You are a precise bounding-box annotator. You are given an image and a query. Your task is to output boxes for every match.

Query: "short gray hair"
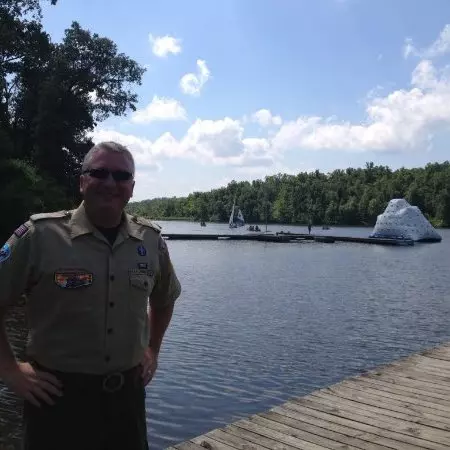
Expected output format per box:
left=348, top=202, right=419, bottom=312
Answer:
left=81, top=141, right=135, bottom=175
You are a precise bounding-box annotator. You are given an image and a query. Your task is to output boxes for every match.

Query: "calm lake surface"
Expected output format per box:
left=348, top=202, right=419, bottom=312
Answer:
left=1, top=222, right=450, bottom=449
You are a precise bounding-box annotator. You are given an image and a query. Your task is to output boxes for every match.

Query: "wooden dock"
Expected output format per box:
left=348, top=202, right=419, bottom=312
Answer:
left=162, top=233, right=415, bottom=246
left=167, top=342, right=450, bottom=450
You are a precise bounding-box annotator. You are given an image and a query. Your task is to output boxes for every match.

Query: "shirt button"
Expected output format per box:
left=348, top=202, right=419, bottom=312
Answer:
left=144, top=281, right=148, bottom=287
left=105, top=355, right=111, bottom=362
left=109, top=302, right=115, bottom=308
left=107, top=328, right=113, bottom=334
left=110, top=275, right=115, bottom=281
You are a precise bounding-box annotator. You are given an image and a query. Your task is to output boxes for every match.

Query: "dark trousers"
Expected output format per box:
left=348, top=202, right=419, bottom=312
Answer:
left=21, top=363, right=149, bottom=450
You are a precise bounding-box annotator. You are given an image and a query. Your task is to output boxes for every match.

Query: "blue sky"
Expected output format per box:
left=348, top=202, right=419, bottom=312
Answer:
left=42, top=0, right=450, bottom=200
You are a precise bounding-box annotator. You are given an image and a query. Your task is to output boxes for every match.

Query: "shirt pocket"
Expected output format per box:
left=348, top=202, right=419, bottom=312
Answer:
left=128, top=272, right=154, bottom=315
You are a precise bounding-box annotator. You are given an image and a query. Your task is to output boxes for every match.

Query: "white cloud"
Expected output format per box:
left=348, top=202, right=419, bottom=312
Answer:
left=93, top=55, right=450, bottom=171
left=92, top=22, right=450, bottom=179
left=131, top=96, right=187, bottom=124
left=251, top=109, right=283, bottom=127
left=181, top=118, right=243, bottom=159
left=403, top=38, right=416, bottom=59
left=178, top=119, right=275, bottom=167
left=91, top=118, right=276, bottom=170
left=271, top=59, right=450, bottom=153
left=404, top=24, right=450, bottom=59
left=180, top=59, right=211, bottom=96
left=90, top=128, right=161, bottom=171
left=149, top=34, right=182, bottom=58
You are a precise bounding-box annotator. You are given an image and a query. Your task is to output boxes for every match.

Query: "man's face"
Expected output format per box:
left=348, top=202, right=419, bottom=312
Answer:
left=80, top=148, right=135, bottom=218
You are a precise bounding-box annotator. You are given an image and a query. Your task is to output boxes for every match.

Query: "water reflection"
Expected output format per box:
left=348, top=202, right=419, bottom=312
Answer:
left=0, top=303, right=27, bottom=449
left=1, top=226, right=449, bottom=450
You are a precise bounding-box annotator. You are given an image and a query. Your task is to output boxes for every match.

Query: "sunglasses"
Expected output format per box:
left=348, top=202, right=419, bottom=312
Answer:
left=82, top=168, right=134, bottom=182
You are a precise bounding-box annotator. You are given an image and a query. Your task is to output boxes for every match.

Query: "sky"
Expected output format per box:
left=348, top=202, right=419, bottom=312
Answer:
left=41, top=0, right=450, bottom=201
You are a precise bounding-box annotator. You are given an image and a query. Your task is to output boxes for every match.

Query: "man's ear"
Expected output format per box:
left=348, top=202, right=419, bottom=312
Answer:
left=79, top=174, right=86, bottom=195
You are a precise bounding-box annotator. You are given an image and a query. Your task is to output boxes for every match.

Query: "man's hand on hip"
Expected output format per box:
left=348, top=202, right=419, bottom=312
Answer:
left=1, top=362, right=63, bottom=407
left=140, top=347, right=158, bottom=385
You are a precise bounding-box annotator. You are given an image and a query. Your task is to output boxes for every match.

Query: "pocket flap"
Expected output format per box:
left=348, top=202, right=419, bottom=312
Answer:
left=129, top=274, right=151, bottom=291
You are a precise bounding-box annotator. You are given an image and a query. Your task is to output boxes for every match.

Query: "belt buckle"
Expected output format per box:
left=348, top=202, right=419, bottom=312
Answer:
left=102, top=372, right=124, bottom=393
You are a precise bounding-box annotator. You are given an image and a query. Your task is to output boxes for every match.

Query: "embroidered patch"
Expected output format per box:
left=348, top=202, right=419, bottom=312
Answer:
left=54, top=270, right=93, bottom=289
left=14, top=224, right=29, bottom=238
left=138, top=262, right=148, bottom=269
left=137, top=245, right=147, bottom=256
left=129, top=268, right=154, bottom=277
left=0, top=244, right=11, bottom=263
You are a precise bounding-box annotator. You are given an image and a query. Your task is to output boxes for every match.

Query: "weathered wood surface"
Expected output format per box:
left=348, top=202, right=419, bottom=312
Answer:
left=169, top=342, right=450, bottom=450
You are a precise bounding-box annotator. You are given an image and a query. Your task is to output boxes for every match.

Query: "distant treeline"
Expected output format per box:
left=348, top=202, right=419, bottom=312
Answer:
left=127, top=162, right=450, bottom=227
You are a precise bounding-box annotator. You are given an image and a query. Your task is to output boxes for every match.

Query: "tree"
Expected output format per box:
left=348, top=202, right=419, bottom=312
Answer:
left=0, top=0, right=145, bottom=235
left=127, top=161, right=450, bottom=227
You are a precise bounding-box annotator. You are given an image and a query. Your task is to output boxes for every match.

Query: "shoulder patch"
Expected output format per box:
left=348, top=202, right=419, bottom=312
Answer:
left=14, top=223, right=29, bottom=238
left=0, top=243, right=11, bottom=263
left=131, top=215, right=161, bottom=233
left=30, top=210, right=71, bottom=222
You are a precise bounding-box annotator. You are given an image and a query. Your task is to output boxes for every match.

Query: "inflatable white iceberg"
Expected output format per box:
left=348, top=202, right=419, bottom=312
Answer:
left=369, top=198, right=442, bottom=242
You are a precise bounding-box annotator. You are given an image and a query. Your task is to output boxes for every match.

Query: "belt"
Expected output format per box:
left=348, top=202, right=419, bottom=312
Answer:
left=31, top=362, right=141, bottom=394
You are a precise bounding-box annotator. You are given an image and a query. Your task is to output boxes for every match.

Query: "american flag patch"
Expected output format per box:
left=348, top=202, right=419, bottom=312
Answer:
left=14, top=224, right=29, bottom=238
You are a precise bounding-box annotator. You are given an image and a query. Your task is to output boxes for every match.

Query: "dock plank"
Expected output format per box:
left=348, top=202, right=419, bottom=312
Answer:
left=293, top=396, right=450, bottom=446
left=192, top=429, right=263, bottom=450
left=368, top=372, right=450, bottom=395
left=323, top=384, right=450, bottom=420
left=260, top=410, right=388, bottom=450
left=271, top=404, right=414, bottom=449
left=310, top=391, right=450, bottom=431
left=223, top=425, right=300, bottom=450
left=350, top=376, right=450, bottom=401
left=190, top=435, right=240, bottom=450
left=168, top=342, right=450, bottom=450
left=232, top=419, right=330, bottom=450
left=249, top=415, right=361, bottom=450
left=282, top=401, right=437, bottom=450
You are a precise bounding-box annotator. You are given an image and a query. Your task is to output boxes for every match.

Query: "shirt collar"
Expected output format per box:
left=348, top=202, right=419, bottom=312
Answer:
left=69, top=202, right=143, bottom=241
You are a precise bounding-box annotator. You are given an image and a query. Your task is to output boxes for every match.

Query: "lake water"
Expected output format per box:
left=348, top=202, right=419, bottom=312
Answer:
left=1, top=222, right=450, bottom=449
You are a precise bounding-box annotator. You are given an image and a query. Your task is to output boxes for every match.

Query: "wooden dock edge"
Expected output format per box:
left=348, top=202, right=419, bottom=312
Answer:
left=162, top=233, right=417, bottom=246
left=167, top=341, right=450, bottom=450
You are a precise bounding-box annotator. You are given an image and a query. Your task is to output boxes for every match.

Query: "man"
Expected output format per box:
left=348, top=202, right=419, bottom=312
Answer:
left=0, top=141, right=181, bottom=450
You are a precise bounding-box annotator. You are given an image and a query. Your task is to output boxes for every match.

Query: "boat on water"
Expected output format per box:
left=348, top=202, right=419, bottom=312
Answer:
left=229, top=199, right=245, bottom=229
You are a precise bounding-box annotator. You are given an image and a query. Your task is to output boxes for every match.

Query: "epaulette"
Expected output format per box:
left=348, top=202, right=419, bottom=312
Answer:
left=30, top=210, right=72, bottom=222
left=131, top=215, right=161, bottom=233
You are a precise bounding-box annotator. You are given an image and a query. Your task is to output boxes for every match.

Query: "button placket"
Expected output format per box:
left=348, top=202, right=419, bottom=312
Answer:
left=105, top=253, right=115, bottom=364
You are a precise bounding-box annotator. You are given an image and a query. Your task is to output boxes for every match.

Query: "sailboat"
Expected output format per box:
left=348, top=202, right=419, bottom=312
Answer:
left=229, top=199, right=245, bottom=228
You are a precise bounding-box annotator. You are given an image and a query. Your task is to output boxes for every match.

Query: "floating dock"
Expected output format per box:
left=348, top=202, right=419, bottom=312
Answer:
left=168, top=342, right=450, bottom=450
left=162, top=233, right=414, bottom=246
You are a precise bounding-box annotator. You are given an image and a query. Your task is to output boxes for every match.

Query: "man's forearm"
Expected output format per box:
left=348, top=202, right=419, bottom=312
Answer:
left=0, top=307, right=18, bottom=377
left=149, top=303, right=174, bottom=355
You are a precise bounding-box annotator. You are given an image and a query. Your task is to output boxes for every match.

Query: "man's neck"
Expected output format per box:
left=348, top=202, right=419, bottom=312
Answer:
left=84, top=205, right=122, bottom=229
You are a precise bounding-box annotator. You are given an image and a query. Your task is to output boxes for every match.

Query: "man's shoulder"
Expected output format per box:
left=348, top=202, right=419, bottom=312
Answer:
left=128, top=214, right=162, bottom=234
left=30, top=210, right=72, bottom=223
left=6, top=210, right=72, bottom=244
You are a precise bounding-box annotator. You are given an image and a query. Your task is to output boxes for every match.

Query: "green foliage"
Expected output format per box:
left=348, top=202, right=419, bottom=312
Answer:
left=127, top=162, right=450, bottom=227
left=0, top=0, right=145, bottom=238
left=0, top=159, right=68, bottom=242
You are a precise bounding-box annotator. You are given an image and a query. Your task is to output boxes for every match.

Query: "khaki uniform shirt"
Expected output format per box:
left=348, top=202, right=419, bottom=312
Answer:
left=0, top=202, right=181, bottom=374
